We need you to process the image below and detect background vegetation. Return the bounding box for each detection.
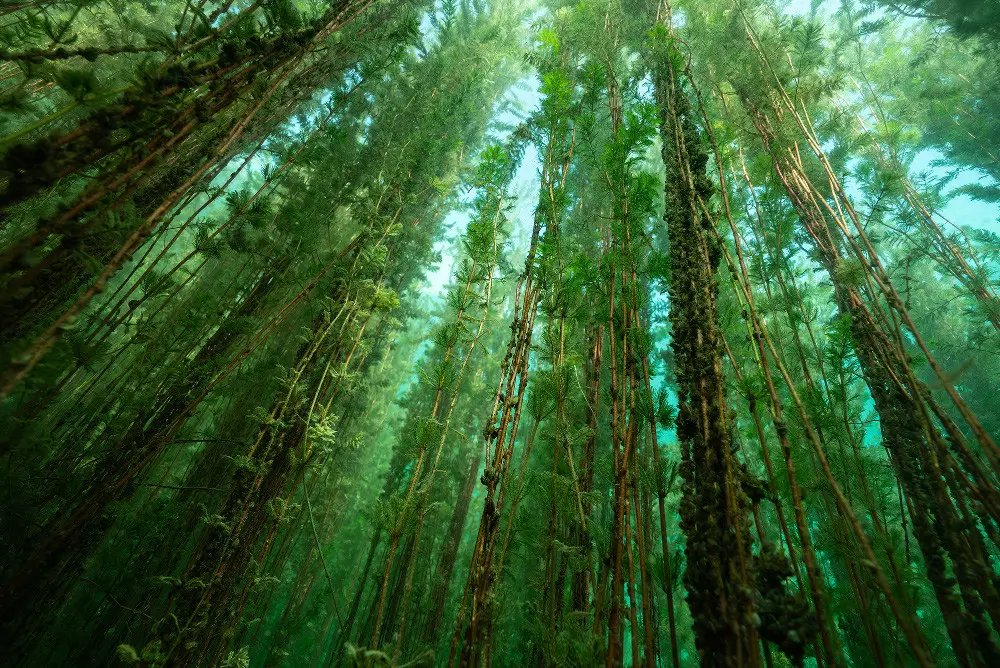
[0,0,998,666]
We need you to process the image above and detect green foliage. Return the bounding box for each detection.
[1,2,999,668]
[221,646,250,668]
[832,258,866,289]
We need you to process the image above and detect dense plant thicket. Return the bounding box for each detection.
[1,0,999,666]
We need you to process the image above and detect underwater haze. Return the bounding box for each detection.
[1,0,999,666]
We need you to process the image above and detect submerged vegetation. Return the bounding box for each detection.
[1,0,999,665]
